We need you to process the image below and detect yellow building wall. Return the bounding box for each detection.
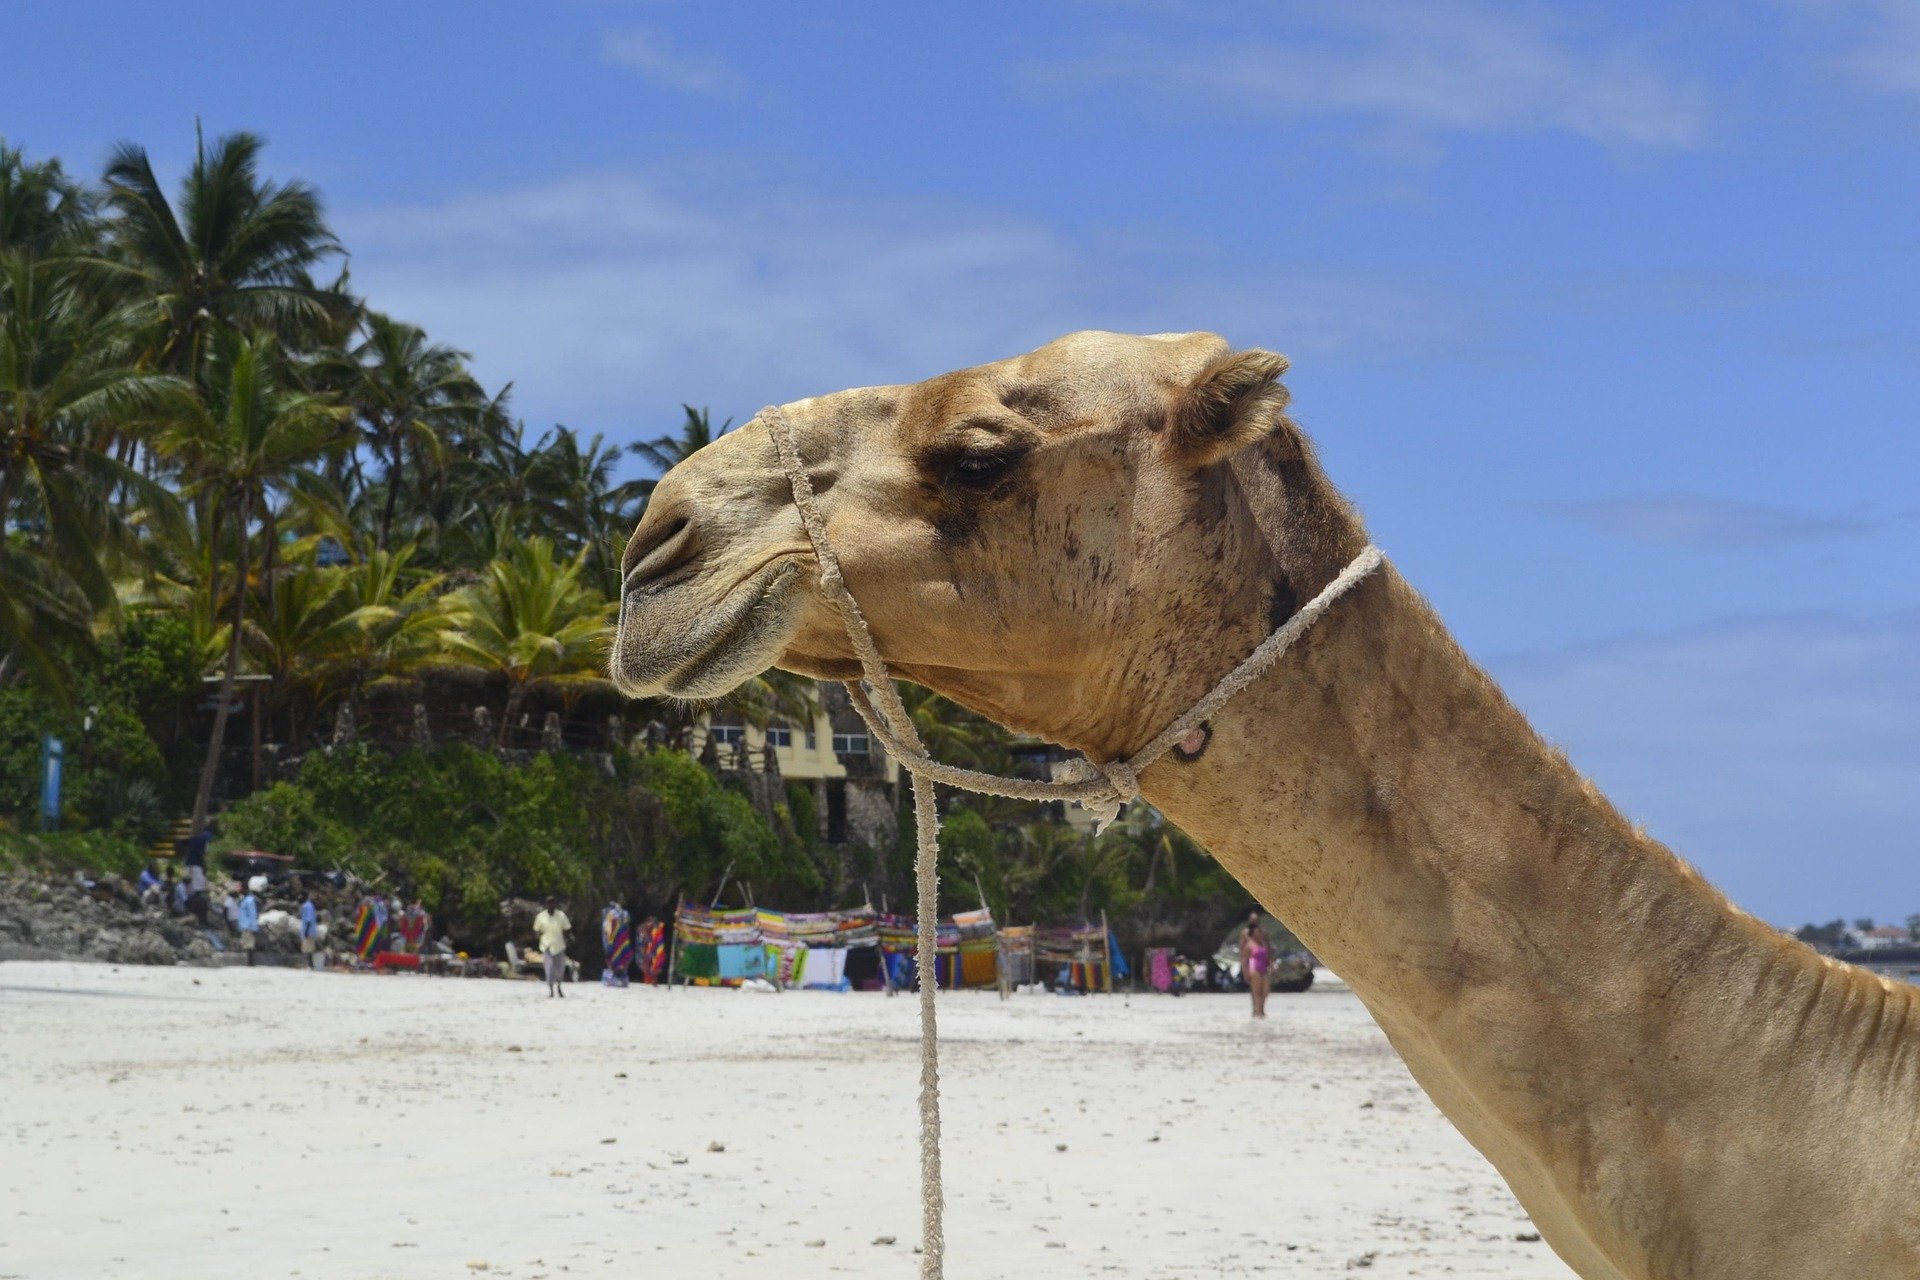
[694,708,899,784]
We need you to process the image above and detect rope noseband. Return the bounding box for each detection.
[760,403,1382,1278]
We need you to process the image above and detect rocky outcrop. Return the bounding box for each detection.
[0,873,297,967]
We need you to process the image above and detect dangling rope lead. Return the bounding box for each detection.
[761,405,1383,1278]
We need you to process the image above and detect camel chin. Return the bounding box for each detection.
[612,559,804,700]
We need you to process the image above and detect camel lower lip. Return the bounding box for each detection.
[618,560,801,697]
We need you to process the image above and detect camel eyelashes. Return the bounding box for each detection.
[941,448,1026,486]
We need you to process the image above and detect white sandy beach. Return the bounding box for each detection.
[0,963,1573,1280]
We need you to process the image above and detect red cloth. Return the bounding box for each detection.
[373,951,421,973]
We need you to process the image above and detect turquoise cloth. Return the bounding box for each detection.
[717,943,765,980]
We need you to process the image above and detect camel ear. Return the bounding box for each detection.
[1167,349,1292,467]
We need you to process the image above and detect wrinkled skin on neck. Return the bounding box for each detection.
[611,329,1366,759]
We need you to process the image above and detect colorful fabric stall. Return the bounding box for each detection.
[352,901,380,961]
[878,910,1002,989]
[602,906,633,987]
[670,904,762,986]
[717,943,764,981]
[801,947,849,990]
[756,906,879,990]
[672,903,880,988]
[928,908,999,989]
[676,942,720,982]
[639,919,667,983]
[1036,923,1111,991]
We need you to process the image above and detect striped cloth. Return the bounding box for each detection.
[352,902,380,961]
[602,907,633,985]
[639,919,667,983]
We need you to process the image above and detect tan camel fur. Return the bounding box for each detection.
[612,330,1920,1280]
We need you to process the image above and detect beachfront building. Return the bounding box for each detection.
[691,684,1104,846]
[695,684,900,850]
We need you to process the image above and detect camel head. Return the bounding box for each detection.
[612,330,1367,758]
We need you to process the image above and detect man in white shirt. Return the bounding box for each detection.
[533,897,571,998]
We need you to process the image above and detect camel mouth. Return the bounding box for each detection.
[611,558,805,700]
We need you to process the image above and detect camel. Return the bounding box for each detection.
[611,330,1920,1280]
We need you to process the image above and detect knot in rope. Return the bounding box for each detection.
[1052,756,1139,832]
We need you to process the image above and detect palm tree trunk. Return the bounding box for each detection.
[378,435,403,551]
[205,500,224,622]
[261,496,278,626]
[497,681,525,748]
[190,488,251,837]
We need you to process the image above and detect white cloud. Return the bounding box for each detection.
[601,28,744,97]
[1494,610,1920,924]
[336,167,1455,433]
[1547,494,1880,552]
[1831,1,1920,94]
[1774,0,1920,95]
[1026,1,1707,147]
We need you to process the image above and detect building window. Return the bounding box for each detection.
[766,725,792,748]
[832,732,869,756]
[710,725,744,747]
[826,779,848,844]
[805,728,817,750]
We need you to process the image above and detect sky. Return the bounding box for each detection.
[8,0,1917,926]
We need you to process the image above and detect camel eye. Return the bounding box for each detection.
[946,450,1022,485]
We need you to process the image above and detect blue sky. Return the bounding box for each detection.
[9,1,1917,925]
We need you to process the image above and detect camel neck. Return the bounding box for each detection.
[1137,562,1758,1022]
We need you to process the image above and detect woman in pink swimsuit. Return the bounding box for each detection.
[1239,910,1272,1019]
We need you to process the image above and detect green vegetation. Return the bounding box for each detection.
[0,828,147,878]
[0,129,1261,956]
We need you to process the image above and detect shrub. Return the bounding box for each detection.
[0,827,147,878]
[214,742,796,950]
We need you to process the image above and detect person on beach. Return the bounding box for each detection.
[601,900,633,987]
[222,886,240,931]
[371,894,390,952]
[533,897,571,997]
[1239,910,1271,1019]
[236,884,260,966]
[138,863,162,904]
[300,893,320,969]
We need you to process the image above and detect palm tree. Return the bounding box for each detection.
[0,253,186,691]
[0,141,97,257]
[523,424,649,591]
[325,544,455,692]
[156,330,343,834]
[322,311,487,550]
[93,128,348,378]
[898,683,1010,771]
[437,535,614,745]
[416,405,538,570]
[0,544,94,692]
[630,404,728,497]
[244,550,353,696]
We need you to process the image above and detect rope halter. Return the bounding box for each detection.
[758,402,1383,1278]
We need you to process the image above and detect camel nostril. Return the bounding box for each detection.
[621,509,699,590]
